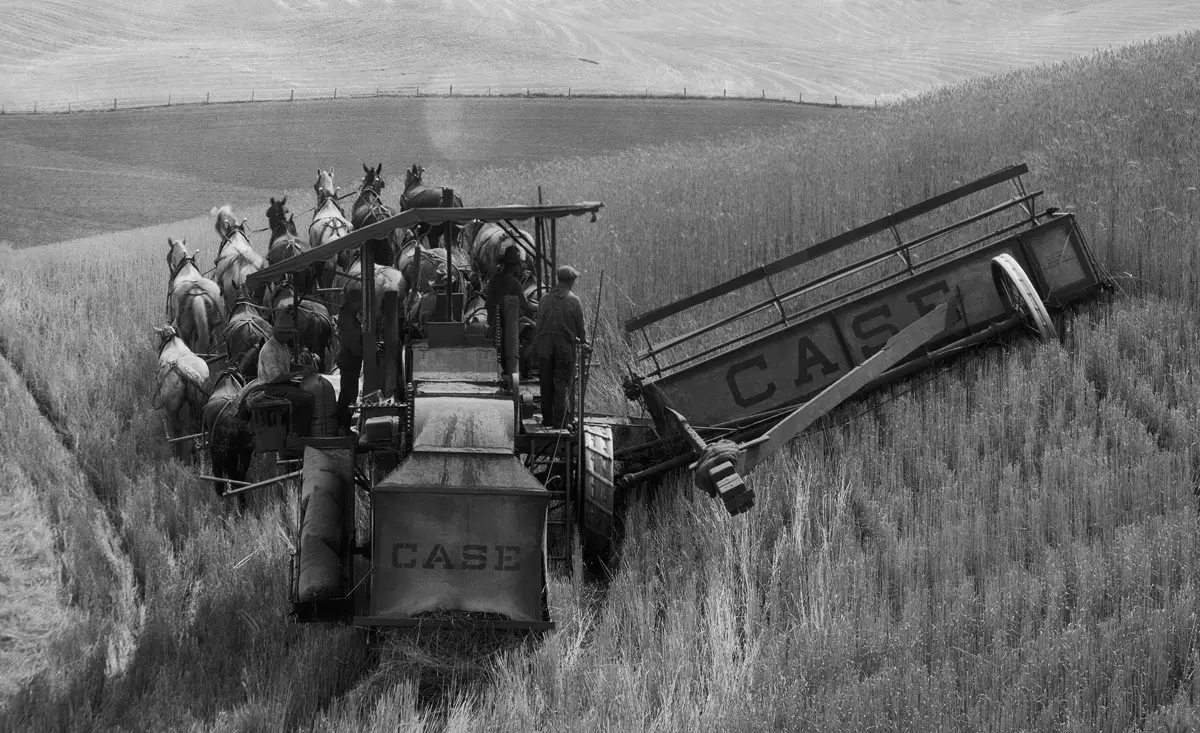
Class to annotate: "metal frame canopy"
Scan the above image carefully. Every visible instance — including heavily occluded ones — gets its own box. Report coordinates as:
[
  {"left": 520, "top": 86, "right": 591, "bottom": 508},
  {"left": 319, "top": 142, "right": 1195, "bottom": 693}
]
[{"left": 246, "top": 202, "right": 604, "bottom": 288}]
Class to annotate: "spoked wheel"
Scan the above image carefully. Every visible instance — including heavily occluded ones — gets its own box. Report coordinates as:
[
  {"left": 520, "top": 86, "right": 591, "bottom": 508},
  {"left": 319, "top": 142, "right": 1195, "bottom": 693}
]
[{"left": 991, "top": 254, "right": 1057, "bottom": 342}]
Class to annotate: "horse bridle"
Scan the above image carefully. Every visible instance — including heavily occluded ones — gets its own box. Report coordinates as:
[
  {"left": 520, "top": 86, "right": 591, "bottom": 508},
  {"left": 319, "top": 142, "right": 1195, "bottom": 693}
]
[{"left": 168, "top": 253, "right": 199, "bottom": 287}]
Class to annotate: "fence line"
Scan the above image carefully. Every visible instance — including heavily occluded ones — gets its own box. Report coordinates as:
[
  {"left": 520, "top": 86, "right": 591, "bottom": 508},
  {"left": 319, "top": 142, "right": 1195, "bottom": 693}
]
[{"left": 0, "top": 84, "right": 880, "bottom": 116}]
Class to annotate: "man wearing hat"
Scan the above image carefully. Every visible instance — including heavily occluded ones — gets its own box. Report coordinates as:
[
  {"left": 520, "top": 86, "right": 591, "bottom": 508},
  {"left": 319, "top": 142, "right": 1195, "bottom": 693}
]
[
  {"left": 535, "top": 265, "right": 586, "bottom": 427},
  {"left": 486, "top": 245, "right": 536, "bottom": 382},
  {"left": 256, "top": 310, "right": 316, "bottom": 437},
  {"left": 335, "top": 283, "right": 365, "bottom": 435}
]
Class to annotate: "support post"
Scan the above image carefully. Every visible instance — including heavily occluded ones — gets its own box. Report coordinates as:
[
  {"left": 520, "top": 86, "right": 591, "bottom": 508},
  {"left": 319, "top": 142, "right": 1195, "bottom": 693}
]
[
  {"left": 290, "top": 89, "right": 295, "bottom": 102},
  {"left": 362, "top": 244, "right": 379, "bottom": 395},
  {"left": 206, "top": 92, "right": 210, "bottom": 104},
  {"left": 382, "top": 290, "right": 399, "bottom": 399},
  {"left": 442, "top": 187, "right": 456, "bottom": 322}
]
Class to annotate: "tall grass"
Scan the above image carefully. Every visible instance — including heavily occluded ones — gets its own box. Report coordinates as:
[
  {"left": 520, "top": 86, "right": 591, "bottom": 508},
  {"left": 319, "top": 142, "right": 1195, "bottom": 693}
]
[{"left": 3, "top": 29, "right": 1200, "bottom": 732}]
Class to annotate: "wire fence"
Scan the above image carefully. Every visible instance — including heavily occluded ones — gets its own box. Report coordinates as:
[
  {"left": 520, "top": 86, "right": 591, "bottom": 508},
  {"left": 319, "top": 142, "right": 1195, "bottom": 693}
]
[{"left": 0, "top": 83, "right": 882, "bottom": 116}]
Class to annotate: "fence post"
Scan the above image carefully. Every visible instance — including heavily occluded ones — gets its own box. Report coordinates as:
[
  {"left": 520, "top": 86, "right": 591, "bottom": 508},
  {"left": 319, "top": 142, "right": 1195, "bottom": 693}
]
[
  {"left": 33, "top": 102, "right": 37, "bottom": 114},
  {"left": 526, "top": 88, "right": 530, "bottom": 97},
  {"left": 334, "top": 88, "right": 337, "bottom": 99},
  {"left": 724, "top": 88, "right": 727, "bottom": 98},
  {"left": 113, "top": 98, "right": 117, "bottom": 110},
  {"left": 835, "top": 95, "right": 838, "bottom": 106},
  {"left": 206, "top": 92, "right": 210, "bottom": 104},
  {"left": 168, "top": 93, "right": 171, "bottom": 106},
  {"left": 568, "top": 87, "right": 571, "bottom": 98},
  {"left": 683, "top": 87, "right": 686, "bottom": 98},
  {"left": 416, "top": 85, "right": 420, "bottom": 96},
  {"left": 762, "top": 89, "right": 765, "bottom": 99},
  {"left": 68, "top": 102, "right": 71, "bottom": 113},
  {"left": 799, "top": 92, "right": 802, "bottom": 103},
  {"left": 449, "top": 84, "right": 453, "bottom": 96},
  {"left": 290, "top": 89, "right": 294, "bottom": 102},
  {"left": 250, "top": 91, "right": 254, "bottom": 102},
  {"left": 488, "top": 86, "right": 491, "bottom": 96}
]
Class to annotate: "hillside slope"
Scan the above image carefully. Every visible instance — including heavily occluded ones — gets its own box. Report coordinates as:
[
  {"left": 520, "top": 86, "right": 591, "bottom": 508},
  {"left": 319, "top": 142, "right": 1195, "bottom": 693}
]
[
  {"left": 4, "top": 28, "right": 1200, "bottom": 733},
  {"left": 1, "top": 0, "right": 1197, "bottom": 107}
]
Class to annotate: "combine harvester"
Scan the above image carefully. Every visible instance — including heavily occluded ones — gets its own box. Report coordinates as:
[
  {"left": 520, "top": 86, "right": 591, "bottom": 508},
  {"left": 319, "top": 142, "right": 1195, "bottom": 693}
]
[{"left": 240, "top": 162, "right": 1114, "bottom": 630}]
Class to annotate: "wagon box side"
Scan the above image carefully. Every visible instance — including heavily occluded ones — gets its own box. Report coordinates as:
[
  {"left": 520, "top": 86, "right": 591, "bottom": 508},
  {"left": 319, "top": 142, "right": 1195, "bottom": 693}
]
[{"left": 636, "top": 213, "right": 1107, "bottom": 429}]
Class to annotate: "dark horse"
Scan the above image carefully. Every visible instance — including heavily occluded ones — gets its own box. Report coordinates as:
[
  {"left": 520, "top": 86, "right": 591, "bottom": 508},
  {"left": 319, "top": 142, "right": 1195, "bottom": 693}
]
[
  {"left": 270, "top": 284, "right": 335, "bottom": 374},
  {"left": 202, "top": 367, "right": 254, "bottom": 499},
  {"left": 224, "top": 286, "right": 273, "bottom": 378},
  {"left": 399, "top": 163, "right": 465, "bottom": 246},
  {"left": 351, "top": 163, "right": 404, "bottom": 267},
  {"left": 266, "top": 197, "right": 320, "bottom": 294}
]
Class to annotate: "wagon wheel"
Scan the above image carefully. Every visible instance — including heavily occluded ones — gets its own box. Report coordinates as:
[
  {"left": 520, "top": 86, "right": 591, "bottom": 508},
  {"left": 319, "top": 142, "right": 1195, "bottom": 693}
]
[{"left": 991, "top": 254, "right": 1057, "bottom": 342}]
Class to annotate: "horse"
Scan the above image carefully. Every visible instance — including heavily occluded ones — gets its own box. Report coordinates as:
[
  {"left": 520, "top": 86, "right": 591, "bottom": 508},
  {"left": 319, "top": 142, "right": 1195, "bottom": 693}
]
[
  {"left": 395, "top": 232, "right": 470, "bottom": 297},
  {"left": 266, "top": 196, "right": 323, "bottom": 301},
  {"left": 202, "top": 367, "right": 255, "bottom": 498},
  {"left": 351, "top": 163, "right": 403, "bottom": 266},
  {"left": 336, "top": 246, "right": 408, "bottom": 338},
  {"left": 166, "top": 238, "right": 225, "bottom": 356},
  {"left": 399, "top": 163, "right": 465, "bottom": 247},
  {"left": 223, "top": 286, "right": 273, "bottom": 378},
  {"left": 310, "top": 169, "right": 353, "bottom": 290},
  {"left": 212, "top": 205, "right": 268, "bottom": 315},
  {"left": 153, "top": 324, "right": 212, "bottom": 461},
  {"left": 460, "top": 220, "right": 535, "bottom": 289},
  {"left": 269, "top": 284, "right": 335, "bottom": 373},
  {"left": 464, "top": 293, "right": 488, "bottom": 337}
]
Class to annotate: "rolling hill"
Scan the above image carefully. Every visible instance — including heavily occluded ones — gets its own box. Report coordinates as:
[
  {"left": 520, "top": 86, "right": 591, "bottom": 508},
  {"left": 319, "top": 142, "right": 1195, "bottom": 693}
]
[{"left": 1, "top": 0, "right": 1198, "bottom": 109}]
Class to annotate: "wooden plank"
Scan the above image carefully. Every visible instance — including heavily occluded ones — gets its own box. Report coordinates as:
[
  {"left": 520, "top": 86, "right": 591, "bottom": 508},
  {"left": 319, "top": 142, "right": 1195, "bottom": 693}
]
[
  {"left": 737, "top": 302, "right": 958, "bottom": 474},
  {"left": 624, "top": 163, "right": 1029, "bottom": 332},
  {"left": 247, "top": 202, "right": 603, "bottom": 288}
]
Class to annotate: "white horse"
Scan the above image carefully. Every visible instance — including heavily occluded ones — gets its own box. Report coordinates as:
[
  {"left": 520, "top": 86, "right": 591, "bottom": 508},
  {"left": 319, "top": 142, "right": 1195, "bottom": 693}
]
[
  {"left": 336, "top": 247, "right": 408, "bottom": 338},
  {"left": 311, "top": 169, "right": 353, "bottom": 290},
  {"left": 212, "top": 204, "right": 268, "bottom": 315},
  {"left": 166, "top": 238, "right": 225, "bottom": 355},
  {"left": 461, "top": 220, "right": 535, "bottom": 288},
  {"left": 153, "top": 324, "right": 212, "bottom": 460}
]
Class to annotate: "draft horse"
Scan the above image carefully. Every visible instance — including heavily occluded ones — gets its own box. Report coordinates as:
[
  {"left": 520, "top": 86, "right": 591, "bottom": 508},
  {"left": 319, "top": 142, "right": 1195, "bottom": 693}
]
[
  {"left": 166, "top": 238, "right": 225, "bottom": 356},
  {"left": 224, "top": 285, "right": 273, "bottom": 378},
  {"left": 399, "top": 163, "right": 465, "bottom": 246},
  {"left": 311, "top": 169, "right": 353, "bottom": 290},
  {"left": 269, "top": 283, "right": 335, "bottom": 373},
  {"left": 351, "top": 163, "right": 403, "bottom": 267},
  {"left": 202, "top": 366, "right": 255, "bottom": 498},
  {"left": 153, "top": 324, "right": 212, "bottom": 461},
  {"left": 212, "top": 205, "right": 268, "bottom": 315}
]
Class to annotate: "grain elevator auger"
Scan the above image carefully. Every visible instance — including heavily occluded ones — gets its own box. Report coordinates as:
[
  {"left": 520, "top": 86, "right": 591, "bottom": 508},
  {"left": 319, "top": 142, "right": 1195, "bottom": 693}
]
[{"left": 618, "top": 162, "right": 1116, "bottom": 511}]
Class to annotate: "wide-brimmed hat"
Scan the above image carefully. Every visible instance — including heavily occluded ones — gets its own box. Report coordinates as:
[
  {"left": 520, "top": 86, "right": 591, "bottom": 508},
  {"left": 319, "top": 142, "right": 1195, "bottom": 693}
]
[
  {"left": 274, "top": 312, "right": 296, "bottom": 332},
  {"left": 501, "top": 246, "right": 523, "bottom": 266},
  {"left": 556, "top": 265, "right": 580, "bottom": 282}
]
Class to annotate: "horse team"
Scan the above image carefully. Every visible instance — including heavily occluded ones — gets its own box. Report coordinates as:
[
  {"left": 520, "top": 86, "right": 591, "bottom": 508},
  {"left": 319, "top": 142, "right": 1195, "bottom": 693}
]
[{"left": 153, "top": 163, "right": 546, "bottom": 494}]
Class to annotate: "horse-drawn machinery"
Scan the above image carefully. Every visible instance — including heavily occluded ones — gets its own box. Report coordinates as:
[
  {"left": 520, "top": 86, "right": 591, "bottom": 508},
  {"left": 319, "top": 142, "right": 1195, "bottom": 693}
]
[{"left": 231, "top": 162, "right": 1113, "bottom": 631}]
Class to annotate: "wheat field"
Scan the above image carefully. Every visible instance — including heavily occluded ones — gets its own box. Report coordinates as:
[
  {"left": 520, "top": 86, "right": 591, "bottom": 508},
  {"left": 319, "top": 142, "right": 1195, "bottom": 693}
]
[{"left": 4, "top": 29, "right": 1200, "bottom": 733}]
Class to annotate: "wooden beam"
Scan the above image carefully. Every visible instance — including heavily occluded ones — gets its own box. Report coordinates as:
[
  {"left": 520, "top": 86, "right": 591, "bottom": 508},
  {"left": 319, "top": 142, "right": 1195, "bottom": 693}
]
[
  {"left": 624, "top": 164, "right": 1028, "bottom": 333},
  {"left": 736, "top": 301, "right": 959, "bottom": 475}
]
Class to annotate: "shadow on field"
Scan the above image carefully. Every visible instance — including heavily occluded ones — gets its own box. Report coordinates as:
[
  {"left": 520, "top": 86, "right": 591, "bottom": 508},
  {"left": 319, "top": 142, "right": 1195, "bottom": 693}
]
[{"left": 348, "top": 627, "right": 545, "bottom": 716}]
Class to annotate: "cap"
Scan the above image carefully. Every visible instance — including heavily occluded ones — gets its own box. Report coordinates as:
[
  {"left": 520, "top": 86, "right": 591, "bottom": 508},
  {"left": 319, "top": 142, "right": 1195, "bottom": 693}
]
[
  {"left": 502, "top": 246, "right": 523, "bottom": 266},
  {"left": 556, "top": 265, "right": 580, "bottom": 282},
  {"left": 274, "top": 312, "right": 296, "bottom": 332}
]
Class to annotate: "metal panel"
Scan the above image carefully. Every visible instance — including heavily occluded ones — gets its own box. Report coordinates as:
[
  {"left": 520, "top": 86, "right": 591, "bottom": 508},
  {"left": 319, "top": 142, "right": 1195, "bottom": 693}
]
[
  {"left": 411, "top": 396, "right": 515, "bottom": 450},
  {"left": 581, "top": 422, "right": 616, "bottom": 561},
  {"left": 370, "top": 488, "right": 549, "bottom": 622},
  {"left": 413, "top": 345, "right": 498, "bottom": 379},
  {"left": 1020, "top": 215, "right": 1098, "bottom": 302}
]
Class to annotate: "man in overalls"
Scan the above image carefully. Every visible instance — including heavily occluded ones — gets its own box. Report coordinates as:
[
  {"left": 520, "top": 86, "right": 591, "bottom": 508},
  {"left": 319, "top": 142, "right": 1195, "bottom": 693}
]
[{"left": 534, "top": 265, "right": 586, "bottom": 428}]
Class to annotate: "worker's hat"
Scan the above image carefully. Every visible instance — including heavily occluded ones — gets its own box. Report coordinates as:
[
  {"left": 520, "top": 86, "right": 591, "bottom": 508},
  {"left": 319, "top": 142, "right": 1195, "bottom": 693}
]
[
  {"left": 556, "top": 265, "right": 580, "bottom": 282},
  {"left": 502, "top": 246, "right": 523, "bottom": 266}
]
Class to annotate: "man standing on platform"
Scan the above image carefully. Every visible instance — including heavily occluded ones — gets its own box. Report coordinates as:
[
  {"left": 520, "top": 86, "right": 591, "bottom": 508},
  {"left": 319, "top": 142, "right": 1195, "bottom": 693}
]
[
  {"left": 534, "top": 265, "right": 586, "bottom": 428},
  {"left": 335, "top": 284, "right": 364, "bottom": 435}
]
